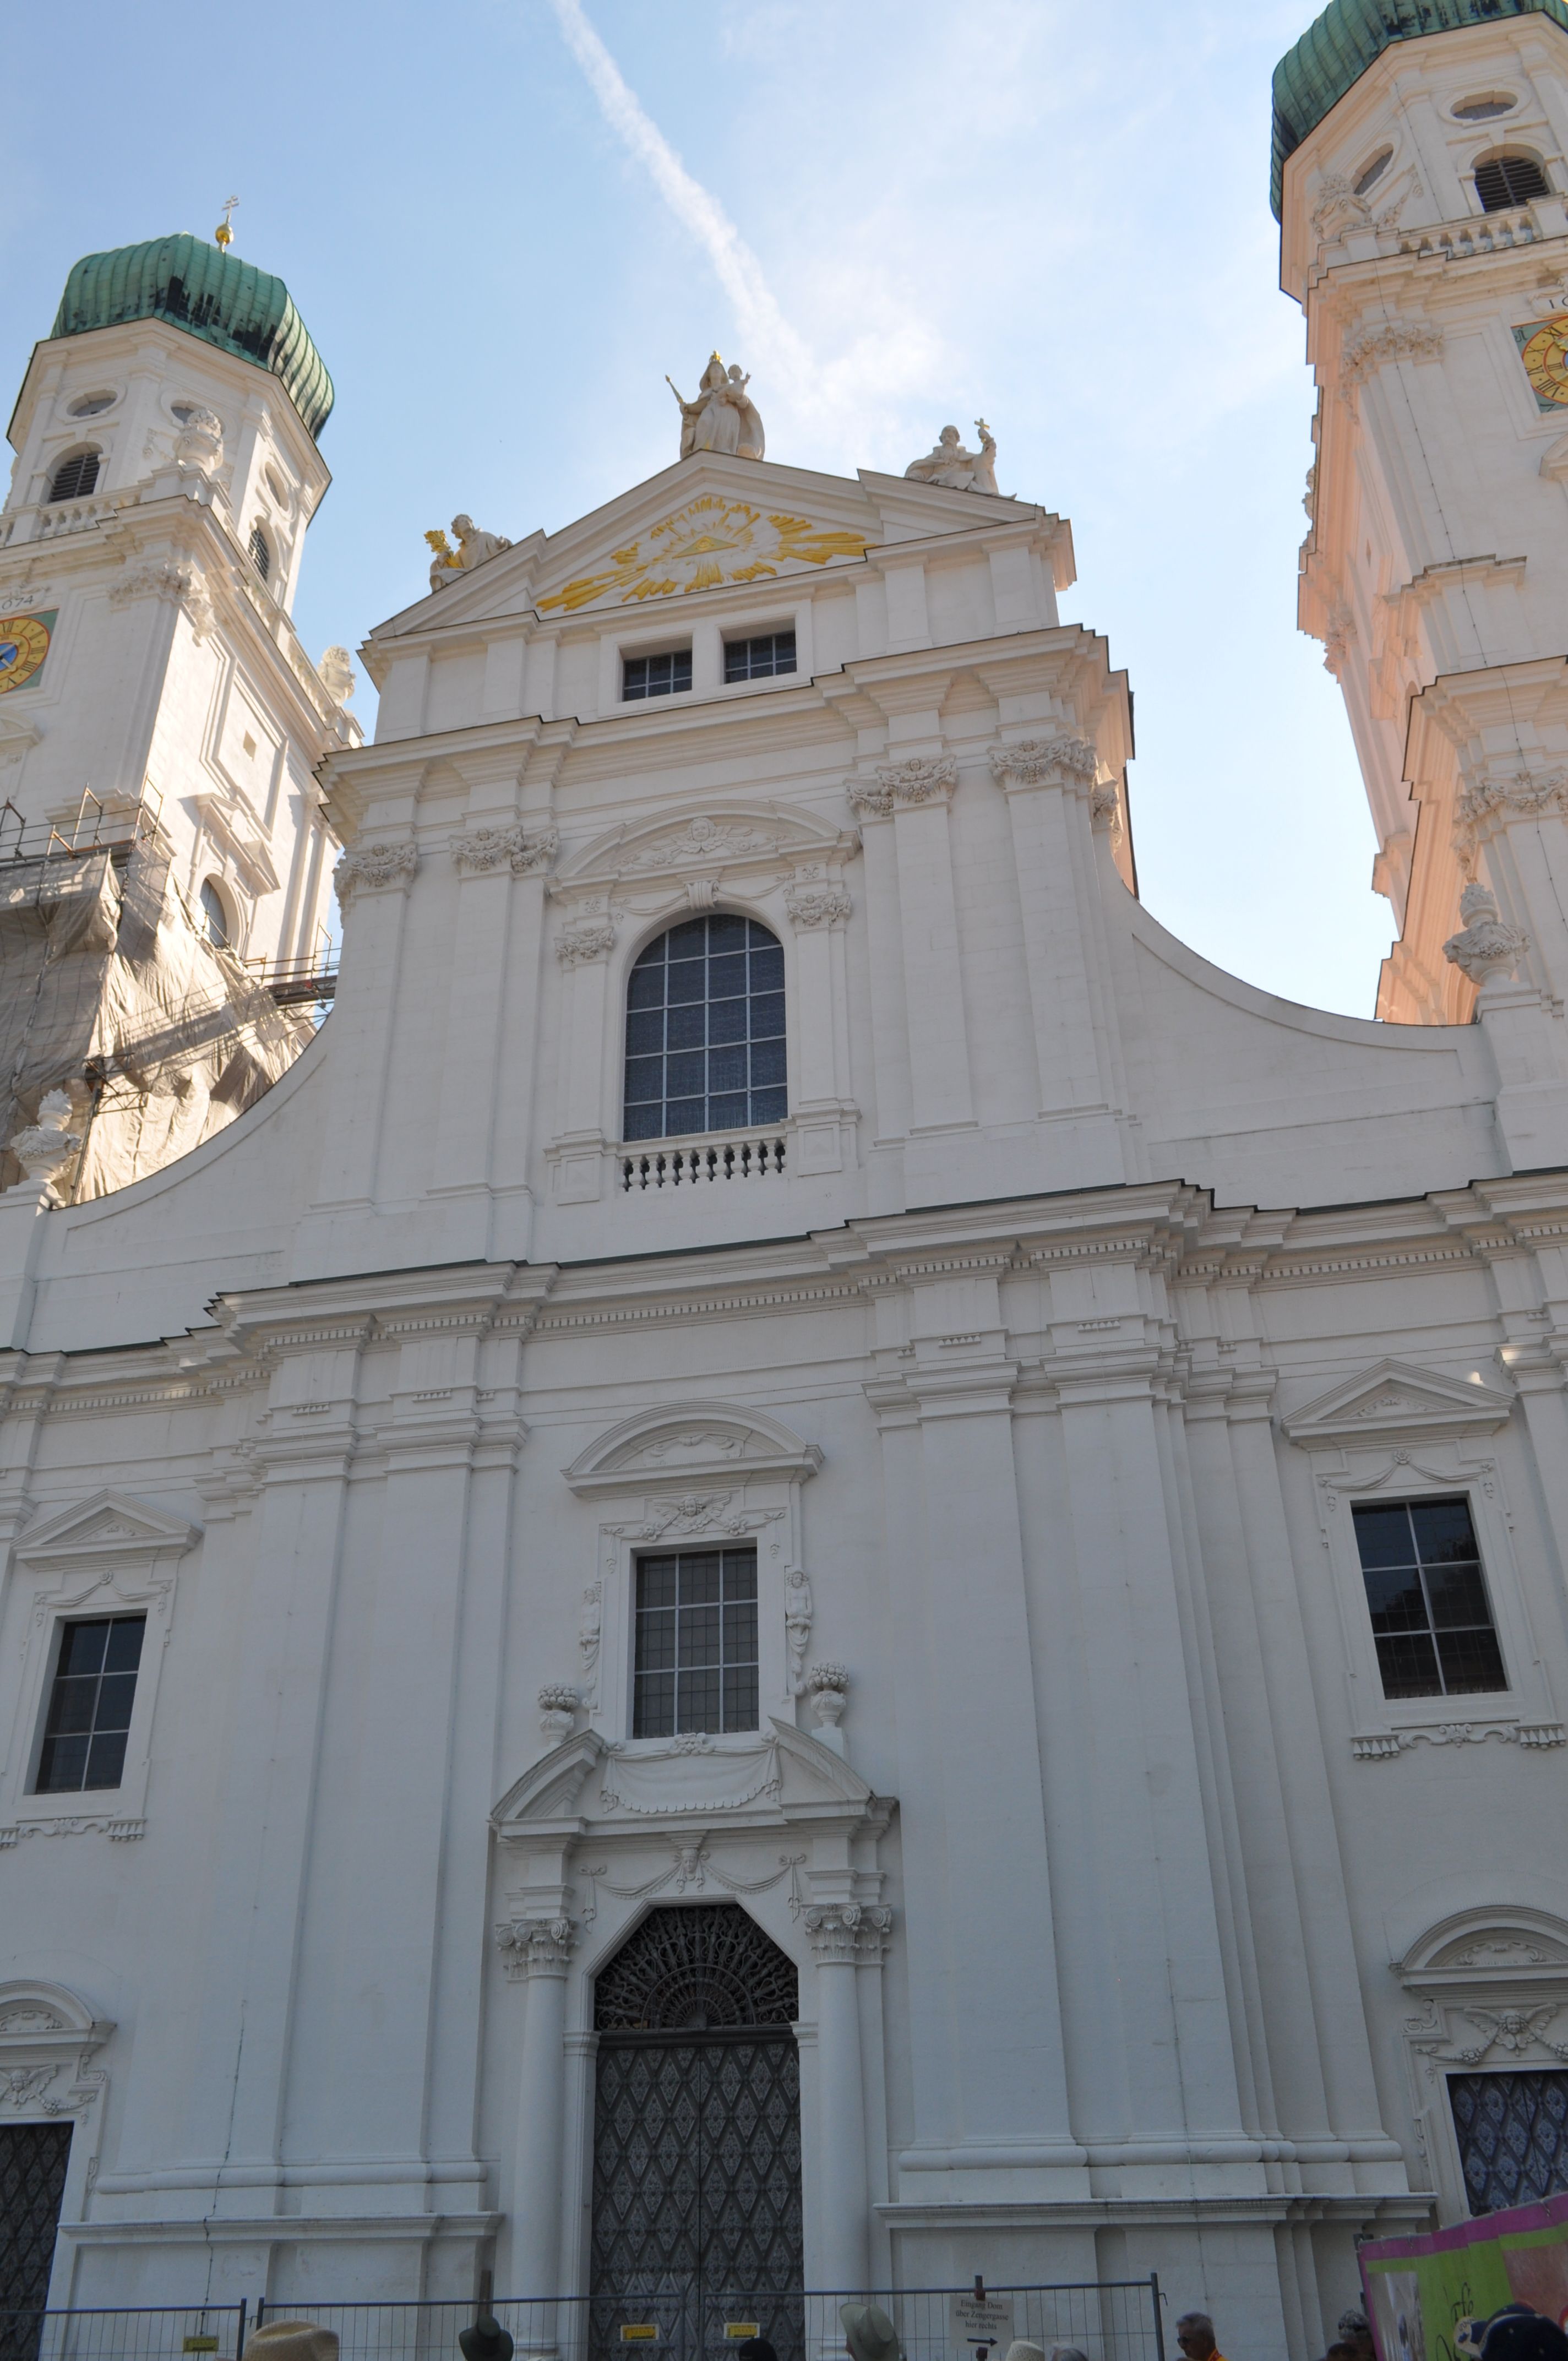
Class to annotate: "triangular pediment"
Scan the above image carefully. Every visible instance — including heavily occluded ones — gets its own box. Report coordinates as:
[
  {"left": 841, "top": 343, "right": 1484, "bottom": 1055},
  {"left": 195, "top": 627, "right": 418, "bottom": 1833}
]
[
  {"left": 15, "top": 1488, "right": 201, "bottom": 1565},
  {"left": 1281, "top": 1358, "right": 1514, "bottom": 1445},
  {"left": 492, "top": 1719, "right": 885, "bottom": 1838}
]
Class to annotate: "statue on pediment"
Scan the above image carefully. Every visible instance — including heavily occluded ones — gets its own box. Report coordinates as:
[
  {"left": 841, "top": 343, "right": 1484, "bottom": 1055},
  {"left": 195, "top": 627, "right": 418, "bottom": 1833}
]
[
  {"left": 905, "top": 420, "right": 998, "bottom": 495},
  {"left": 424, "top": 513, "right": 512, "bottom": 592},
  {"left": 667, "top": 353, "right": 765, "bottom": 462}
]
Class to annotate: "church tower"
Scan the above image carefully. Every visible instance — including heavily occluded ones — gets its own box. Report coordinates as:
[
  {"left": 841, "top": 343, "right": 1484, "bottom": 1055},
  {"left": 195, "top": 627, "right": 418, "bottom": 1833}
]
[
  {"left": 1278, "top": 0, "right": 1568, "bottom": 1062},
  {"left": 0, "top": 230, "right": 353, "bottom": 1197}
]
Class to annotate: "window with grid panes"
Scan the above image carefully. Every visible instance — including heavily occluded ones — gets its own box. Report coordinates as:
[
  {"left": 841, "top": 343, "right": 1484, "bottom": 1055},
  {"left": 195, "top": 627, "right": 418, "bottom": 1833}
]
[
  {"left": 623, "top": 915, "right": 786, "bottom": 1140},
  {"left": 633, "top": 1549, "right": 759, "bottom": 1737},
  {"left": 622, "top": 648, "right": 692, "bottom": 700},
  {"left": 723, "top": 630, "right": 796, "bottom": 683},
  {"left": 1351, "top": 1497, "right": 1506, "bottom": 1699},
  {"left": 34, "top": 1615, "right": 145, "bottom": 1792}
]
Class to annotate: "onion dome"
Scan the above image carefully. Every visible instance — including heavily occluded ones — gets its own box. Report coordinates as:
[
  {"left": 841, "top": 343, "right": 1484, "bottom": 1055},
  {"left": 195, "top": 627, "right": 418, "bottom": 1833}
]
[
  {"left": 1272, "top": 0, "right": 1568, "bottom": 219},
  {"left": 51, "top": 233, "right": 333, "bottom": 439}
]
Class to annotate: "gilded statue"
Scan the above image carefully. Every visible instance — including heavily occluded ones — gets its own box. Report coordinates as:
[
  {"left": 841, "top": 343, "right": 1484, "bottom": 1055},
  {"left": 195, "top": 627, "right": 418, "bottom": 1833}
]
[
  {"left": 905, "top": 420, "right": 999, "bottom": 495},
  {"left": 667, "top": 353, "right": 766, "bottom": 462}
]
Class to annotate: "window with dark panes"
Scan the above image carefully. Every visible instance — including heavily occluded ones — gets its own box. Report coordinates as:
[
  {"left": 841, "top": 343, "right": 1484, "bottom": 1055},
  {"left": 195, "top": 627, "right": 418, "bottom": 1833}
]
[
  {"left": 34, "top": 1615, "right": 145, "bottom": 1793},
  {"left": 623, "top": 648, "right": 692, "bottom": 700},
  {"left": 633, "top": 1549, "right": 759, "bottom": 1737},
  {"left": 723, "top": 630, "right": 796, "bottom": 683},
  {"left": 623, "top": 915, "right": 786, "bottom": 1141},
  {"left": 1351, "top": 1497, "right": 1506, "bottom": 1699},
  {"left": 48, "top": 449, "right": 100, "bottom": 503}
]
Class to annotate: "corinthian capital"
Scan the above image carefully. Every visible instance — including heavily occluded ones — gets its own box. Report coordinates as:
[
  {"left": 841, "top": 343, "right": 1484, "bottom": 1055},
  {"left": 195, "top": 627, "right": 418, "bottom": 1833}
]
[
  {"left": 335, "top": 841, "right": 418, "bottom": 906},
  {"left": 496, "top": 1916, "right": 576, "bottom": 1980},
  {"left": 988, "top": 736, "right": 1098, "bottom": 789}
]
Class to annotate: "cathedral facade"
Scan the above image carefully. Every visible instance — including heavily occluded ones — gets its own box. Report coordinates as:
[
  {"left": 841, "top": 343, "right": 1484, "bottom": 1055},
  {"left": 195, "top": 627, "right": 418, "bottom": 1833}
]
[{"left": 4, "top": 7, "right": 1568, "bottom": 2359}]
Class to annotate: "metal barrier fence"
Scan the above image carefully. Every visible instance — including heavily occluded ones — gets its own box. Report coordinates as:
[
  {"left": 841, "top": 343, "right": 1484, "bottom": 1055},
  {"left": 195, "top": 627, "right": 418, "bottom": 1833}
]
[
  {"left": 0, "top": 2306, "right": 246, "bottom": 2361},
  {"left": 0, "top": 2283, "right": 1164, "bottom": 2361}
]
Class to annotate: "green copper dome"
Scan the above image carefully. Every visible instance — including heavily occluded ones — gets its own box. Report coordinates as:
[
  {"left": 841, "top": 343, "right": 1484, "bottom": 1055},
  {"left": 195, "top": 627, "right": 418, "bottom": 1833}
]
[
  {"left": 1272, "top": 0, "right": 1568, "bottom": 217},
  {"left": 51, "top": 234, "right": 333, "bottom": 438}
]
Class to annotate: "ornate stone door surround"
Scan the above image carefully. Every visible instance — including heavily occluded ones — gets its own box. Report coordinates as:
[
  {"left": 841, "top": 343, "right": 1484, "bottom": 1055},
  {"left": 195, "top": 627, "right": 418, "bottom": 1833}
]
[
  {"left": 489, "top": 1721, "right": 895, "bottom": 2300},
  {"left": 1392, "top": 1906, "right": 1568, "bottom": 2221},
  {"left": 0, "top": 1978, "right": 115, "bottom": 2308}
]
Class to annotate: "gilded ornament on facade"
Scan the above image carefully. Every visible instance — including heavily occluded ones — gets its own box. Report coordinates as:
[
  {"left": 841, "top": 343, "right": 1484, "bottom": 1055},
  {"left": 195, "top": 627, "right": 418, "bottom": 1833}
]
[
  {"left": 0, "top": 613, "right": 56, "bottom": 695},
  {"left": 1514, "top": 313, "right": 1568, "bottom": 410},
  {"left": 537, "top": 496, "right": 869, "bottom": 614}
]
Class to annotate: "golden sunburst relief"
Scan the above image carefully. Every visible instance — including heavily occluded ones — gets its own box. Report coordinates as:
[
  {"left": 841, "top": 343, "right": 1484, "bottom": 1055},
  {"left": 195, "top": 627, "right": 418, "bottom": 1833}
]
[{"left": 537, "top": 494, "right": 870, "bottom": 614}]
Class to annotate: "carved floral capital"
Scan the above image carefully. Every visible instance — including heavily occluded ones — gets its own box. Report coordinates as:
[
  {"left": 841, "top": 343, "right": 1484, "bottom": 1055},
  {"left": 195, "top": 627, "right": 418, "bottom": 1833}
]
[
  {"left": 1341, "top": 320, "right": 1443, "bottom": 388},
  {"left": 785, "top": 884, "right": 852, "bottom": 929},
  {"left": 987, "top": 736, "right": 1098, "bottom": 790},
  {"left": 335, "top": 841, "right": 419, "bottom": 906},
  {"left": 556, "top": 920, "right": 618, "bottom": 966},
  {"left": 450, "top": 824, "right": 559, "bottom": 878},
  {"left": 848, "top": 756, "right": 958, "bottom": 817},
  {"left": 496, "top": 1916, "right": 576, "bottom": 1979}
]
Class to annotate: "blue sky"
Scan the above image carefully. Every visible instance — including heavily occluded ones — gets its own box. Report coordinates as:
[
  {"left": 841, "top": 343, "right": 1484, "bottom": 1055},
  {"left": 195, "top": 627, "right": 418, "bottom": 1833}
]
[{"left": 3, "top": 0, "right": 1397, "bottom": 1016}]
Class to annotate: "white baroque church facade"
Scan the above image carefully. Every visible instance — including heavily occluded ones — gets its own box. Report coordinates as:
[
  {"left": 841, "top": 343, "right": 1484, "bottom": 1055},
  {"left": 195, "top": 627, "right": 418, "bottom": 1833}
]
[{"left": 4, "top": 6, "right": 1568, "bottom": 2358}]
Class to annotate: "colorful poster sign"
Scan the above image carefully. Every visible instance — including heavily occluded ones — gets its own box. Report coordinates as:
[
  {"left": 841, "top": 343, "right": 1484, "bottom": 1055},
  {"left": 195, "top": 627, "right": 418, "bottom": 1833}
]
[
  {"left": 0, "top": 611, "right": 57, "bottom": 695},
  {"left": 1361, "top": 2191, "right": 1568, "bottom": 2361}
]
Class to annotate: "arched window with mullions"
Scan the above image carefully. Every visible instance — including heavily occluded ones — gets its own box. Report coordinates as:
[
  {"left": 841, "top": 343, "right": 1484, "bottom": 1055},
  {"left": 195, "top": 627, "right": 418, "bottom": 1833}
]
[{"left": 623, "top": 913, "right": 786, "bottom": 1142}]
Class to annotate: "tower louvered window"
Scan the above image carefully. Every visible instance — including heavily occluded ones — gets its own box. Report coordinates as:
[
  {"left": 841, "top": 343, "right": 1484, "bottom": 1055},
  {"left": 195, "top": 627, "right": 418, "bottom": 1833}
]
[
  {"left": 248, "top": 523, "right": 271, "bottom": 580},
  {"left": 1474, "top": 153, "right": 1550, "bottom": 210},
  {"left": 48, "top": 450, "right": 99, "bottom": 503}
]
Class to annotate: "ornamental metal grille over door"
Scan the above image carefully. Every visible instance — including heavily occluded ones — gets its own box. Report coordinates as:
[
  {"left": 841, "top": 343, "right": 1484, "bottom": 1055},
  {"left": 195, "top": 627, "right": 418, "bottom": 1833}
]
[
  {"left": 1449, "top": 2070, "right": 1568, "bottom": 2213},
  {"left": 0, "top": 2122, "right": 72, "bottom": 2361},
  {"left": 590, "top": 1906, "right": 803, "bottom": 2361}
]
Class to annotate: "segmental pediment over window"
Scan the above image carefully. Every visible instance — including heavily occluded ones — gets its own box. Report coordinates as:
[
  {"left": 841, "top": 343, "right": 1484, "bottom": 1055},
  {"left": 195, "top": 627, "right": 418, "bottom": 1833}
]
[
  {"left": 1280, "top": 1357, "right": 1515, "bottom": 1446},
  {"left": 563, "top": 1402, "right": 824, "bottom": 1498},
  {"left": 550, "top": 801, "right": 856, "bottom": 910}
]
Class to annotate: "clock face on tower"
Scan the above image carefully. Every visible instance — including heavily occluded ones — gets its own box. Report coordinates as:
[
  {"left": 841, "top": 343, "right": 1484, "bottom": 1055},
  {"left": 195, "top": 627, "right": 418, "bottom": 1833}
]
[
  {"left": 1515, "top": 314, "right": 1568, "bottom": 410},
  {"left": 0, "top": 612, "right": 54, "bottom": 695}
]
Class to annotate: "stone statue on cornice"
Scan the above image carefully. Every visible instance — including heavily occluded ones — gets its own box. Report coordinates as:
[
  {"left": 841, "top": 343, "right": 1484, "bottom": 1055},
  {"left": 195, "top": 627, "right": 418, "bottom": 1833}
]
[
  {"left": 425, "top": 512, "right": 512, "bottom": 592},
  {"left": 905, "top": 420, "right": 998, "bottom": 495},
  {"left": 667, "top": 354, "right": 765, "bottom": 462}
]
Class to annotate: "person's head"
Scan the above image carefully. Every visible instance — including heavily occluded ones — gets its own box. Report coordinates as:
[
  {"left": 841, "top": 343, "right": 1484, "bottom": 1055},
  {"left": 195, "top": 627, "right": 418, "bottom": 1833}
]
[
  {"left": 452, "top": 514, "right": 474, "bottom": 538},
  {"left": 939, "top": 426, "right": 961, "bottom": 449},
  {"left": 840, "top": 2304, "right": 900, "bottom": 2361},
  {"left": 1049, "top": 2347, "right": 1090, "bottom": 2361},
  {"left": 1004, "top": 2342, "right": 1047, "bottom": 2361},
  {"left": 1177, "top": 2315, "right": 1217, "bottom": 2361},
  {"left": 735, "top": 2340, "right": 777, "bottom": 2361},
  {"left": 1480, "top": 2313, "right": 1568, "bottom": 2361}
]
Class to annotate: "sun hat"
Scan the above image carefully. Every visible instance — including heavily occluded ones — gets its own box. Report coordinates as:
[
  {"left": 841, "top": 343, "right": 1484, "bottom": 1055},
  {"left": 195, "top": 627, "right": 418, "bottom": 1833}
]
[{"left": 841, "top": 2304, "right": 901, "bottom": 2361}]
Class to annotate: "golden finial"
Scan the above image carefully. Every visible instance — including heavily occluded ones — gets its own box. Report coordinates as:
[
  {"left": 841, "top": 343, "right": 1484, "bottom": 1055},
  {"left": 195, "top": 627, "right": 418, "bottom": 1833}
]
[{"left": 214, "top": 195, "right": 239, "bottom": 252}]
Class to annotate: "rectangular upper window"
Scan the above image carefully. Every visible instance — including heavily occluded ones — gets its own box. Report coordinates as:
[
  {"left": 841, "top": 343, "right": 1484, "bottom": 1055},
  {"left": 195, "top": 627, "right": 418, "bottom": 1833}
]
[
  {"left": 633, "top": 1548, "right": 759, "bottom": 1738},
  {"left": 1351, "top": 1497, "right": 1506, "bottom": 1700},
  {"left": 35, "top": 1614, "right": 145, "bottom": 1793},
  {"left": 723, "top": 630, "right": 796, "bottom": 684},
  {"left": 623, "top": 648, "right": 692, "bottom": 701}
]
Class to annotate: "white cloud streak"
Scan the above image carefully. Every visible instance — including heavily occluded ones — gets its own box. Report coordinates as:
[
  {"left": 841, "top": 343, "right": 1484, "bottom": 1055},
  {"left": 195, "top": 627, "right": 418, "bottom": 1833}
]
[{"left": 542, "top": 0, "right": 943, "bottom": 454}]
